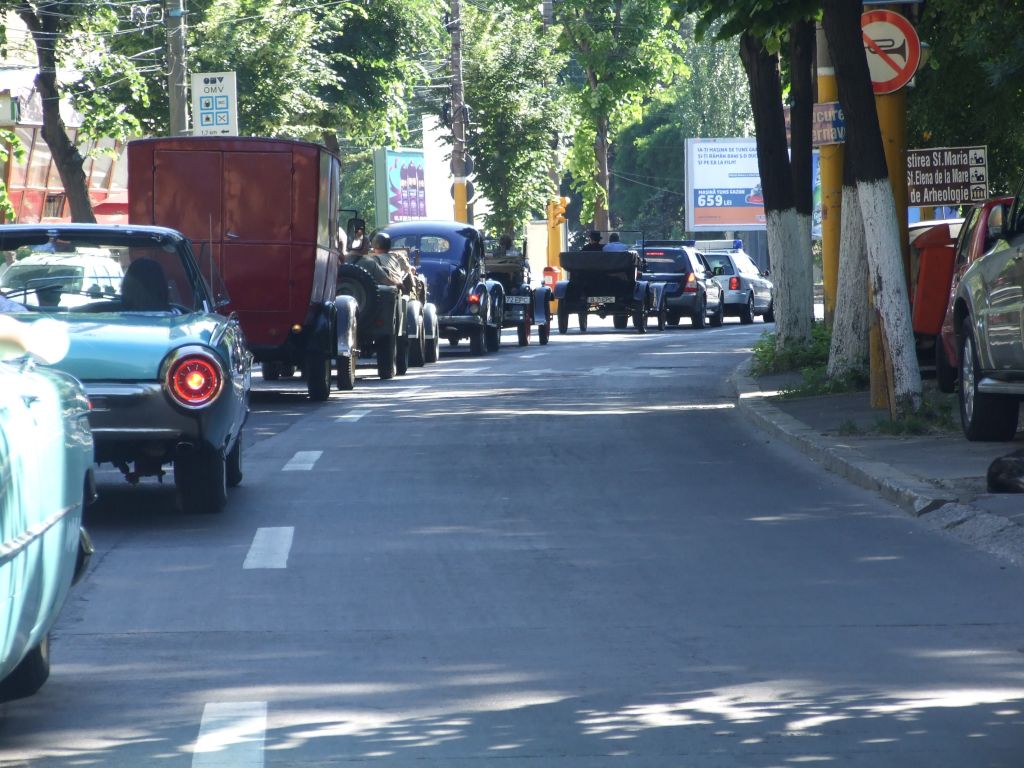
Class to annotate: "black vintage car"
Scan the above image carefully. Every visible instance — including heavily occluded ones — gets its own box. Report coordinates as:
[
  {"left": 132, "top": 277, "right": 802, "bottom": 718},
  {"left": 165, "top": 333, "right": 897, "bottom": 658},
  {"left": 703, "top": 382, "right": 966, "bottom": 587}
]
[
  {"left": 383, "top": 221, "right": 504, "bottom": 356},
  {"left": 483, "top": 238, "right": 552, "bottom": 345},
  {"left": 553, "top": 247, "right": 667, "bottom": 333}
]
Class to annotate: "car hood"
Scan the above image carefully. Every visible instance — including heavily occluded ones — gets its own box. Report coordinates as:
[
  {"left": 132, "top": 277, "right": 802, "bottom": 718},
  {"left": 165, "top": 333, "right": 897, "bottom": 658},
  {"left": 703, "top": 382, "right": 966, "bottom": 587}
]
[
  {"left": 18, "top": 313, "right": 223, "bottom": 382},
  {"left": 417, "top": 260, "right": 468, "bottom": 314}
]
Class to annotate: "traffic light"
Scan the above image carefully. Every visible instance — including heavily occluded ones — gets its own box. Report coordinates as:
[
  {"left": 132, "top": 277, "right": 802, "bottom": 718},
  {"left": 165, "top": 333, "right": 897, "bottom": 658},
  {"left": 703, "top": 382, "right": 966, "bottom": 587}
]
[{"left": 547, "top": 196, "right": 569, "bottom": 229}]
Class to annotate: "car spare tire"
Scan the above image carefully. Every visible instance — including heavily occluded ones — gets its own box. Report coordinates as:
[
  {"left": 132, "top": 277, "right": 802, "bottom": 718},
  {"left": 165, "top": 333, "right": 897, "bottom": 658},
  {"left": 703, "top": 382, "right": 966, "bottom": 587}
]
[{"left": 337, "top": 263, "right": 380, "bottom": 324}]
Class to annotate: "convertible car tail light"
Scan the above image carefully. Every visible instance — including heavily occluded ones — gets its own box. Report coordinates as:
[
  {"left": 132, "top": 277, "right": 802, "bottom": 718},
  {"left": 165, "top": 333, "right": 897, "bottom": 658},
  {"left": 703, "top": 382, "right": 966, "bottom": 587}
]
[
  {"left": 683, "top": 272, "right": 697, "bottom": 293},
  {"left": 468, "top": 293, "right": 481, "bottom": 314},
  {"left": 729, "top": 276, "right": 740, "bottom": 290},
  {"left": 167, "top": 354, "right": 223, "bottom": 408}
]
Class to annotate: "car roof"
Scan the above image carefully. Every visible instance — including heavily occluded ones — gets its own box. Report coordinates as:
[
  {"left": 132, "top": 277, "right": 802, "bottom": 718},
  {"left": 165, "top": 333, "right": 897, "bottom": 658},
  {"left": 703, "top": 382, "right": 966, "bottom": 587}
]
[
  {"left": 0, "top": 223, "right": 187, "bottom": 241},
  {"left": 381, "top": 220, "right": 480, "bottom": 239}
]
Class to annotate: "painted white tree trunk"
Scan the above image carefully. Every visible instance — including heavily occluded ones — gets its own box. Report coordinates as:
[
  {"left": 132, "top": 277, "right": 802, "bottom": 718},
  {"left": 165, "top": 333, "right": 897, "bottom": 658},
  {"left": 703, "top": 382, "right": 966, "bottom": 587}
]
[
  {"left": 857, "top": 178, "right": 922, "bottom": 413},
  {"left": 827, "top": 183, "right": 869, "bottom": 379},
  {"left": 766, "top": 208, "right": 813, "bottom": 349}
]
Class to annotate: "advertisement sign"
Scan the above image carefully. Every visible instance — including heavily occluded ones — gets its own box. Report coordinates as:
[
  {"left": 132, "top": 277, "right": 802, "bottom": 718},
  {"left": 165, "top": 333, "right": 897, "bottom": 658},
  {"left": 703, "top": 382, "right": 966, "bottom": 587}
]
[
  {"left": 686, "top": 138, "right": 766, "bottom": 231},
  {"left": 374, "top": 148, "right": 427, "bottom": 224},
  {"left": 191, "top": 72, "right": 238, "bottom": 136},
  {"left": 907, "top": 146, "right": 988, "bottom": 206}
]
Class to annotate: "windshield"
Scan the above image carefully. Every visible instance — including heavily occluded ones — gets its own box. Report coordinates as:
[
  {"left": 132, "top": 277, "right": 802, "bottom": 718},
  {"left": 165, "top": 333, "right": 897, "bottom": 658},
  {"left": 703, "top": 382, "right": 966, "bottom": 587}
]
[
  {"left": 0, "top": 232, "right": 209, "bottom": 314},
  {"left": 389, "top": 231, "right": 469, "bottom": 265},
  {"left": 703, "top": 253, "right": 736, "bottom": 275}
]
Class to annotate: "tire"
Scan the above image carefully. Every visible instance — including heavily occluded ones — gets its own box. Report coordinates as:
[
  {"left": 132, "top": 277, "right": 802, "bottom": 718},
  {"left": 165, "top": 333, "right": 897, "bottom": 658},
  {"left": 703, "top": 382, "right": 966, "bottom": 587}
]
[
  {"left": 764, "top": 299, "right": 775, "bottom": 323},
  {"left": 613, "top": 314, "right": 628, "bottom": 330},
  {"left": 691, "top": 295, "right": 706, "bottom": 329},
  {"left": 305, "top": 353, "right": 331, "bottom": 401},
  {"left": 226, "top": 433, "right": 243, "bottom": 488},
  {"left": 176, "top": 446, "right": 228, "bottom": 514},
  {"left": 958, "top": 325, "right": 1019, "bottom": 441},
  {"left": 739, "top": 293, "right": 754, "bottom": 324},
  {"left": 518, "top": 322, "right": 530, "bottom": 346},
  {"left": 485, "top": 323, "right": 501, "bottom": 352},
  {"left": 710, "top": 295, "right": 724, "bottom": 327},
  {"left": 337, "top": 263, "right": 379, "bottom": 324},
  {"left": 396, "top": 335, "right": 409, "bottom": 376},
  {"left": 667, "top": 311, "right": 680, "bottom": 327},
  {"left": 935, "top": 335, "right": 956, "bottom": 394},
  {"left": 376, "top": 334, "right": 397, "bottom": 379},
  {"left": 633, "top": 307, "right": 647, "bottom": 334},
  {"left": 408, "top": 321, "right": 426, "bottom": 367},
  {"left": 655, "top": 302, "right": 667, "bottom": 332},
  {"left": 337, "top": 352, "right": 357, "bottom": 390},
  {"left": 538, "top": 322, "right": 550, "bottom": 345},
  {"left": 426, "top": 328, "right": 440, "bottom": 363},
  {"left": 557, "top": 306, "right": 569, "bottom": 334},
  {"left": 448, "top": 337, "right": 460, "bottom": 347},
  {"left": 0, "top": 635, "right": 50, "bottom": 702},
  {"left": 578, "top": 312, "right": 589, "bottom": 333},
  {"left": 469, "top": 326, "right": 485, "bottom": 355},
  {"left": 261, "top": 361, "right": 280, "bottom": 381}
]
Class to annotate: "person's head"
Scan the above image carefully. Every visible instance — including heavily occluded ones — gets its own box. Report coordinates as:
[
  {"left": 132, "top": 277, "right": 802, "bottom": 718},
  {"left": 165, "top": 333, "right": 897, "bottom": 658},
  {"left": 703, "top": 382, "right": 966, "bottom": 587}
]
[
  {"left": 588, "top": 230, "right": 602, "bottom": 244},
  {"left": 608, "top": 232, "right": 620, "bottom": 243},
  {"left": 371, "top": 232, "right": 391, "bottom": 254},
  {"left": 355, "top": 226, "right": 365, "bottom": 238}
]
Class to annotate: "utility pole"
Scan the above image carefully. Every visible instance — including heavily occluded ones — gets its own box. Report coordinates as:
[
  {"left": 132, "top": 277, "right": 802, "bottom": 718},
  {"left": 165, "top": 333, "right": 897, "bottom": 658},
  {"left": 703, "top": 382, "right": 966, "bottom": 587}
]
[
  {"left": 450, "top": 0, "right": 469, "bottom": 223},
  {"left": 166, "top": 0, "right": 188, "bottom": 135}
]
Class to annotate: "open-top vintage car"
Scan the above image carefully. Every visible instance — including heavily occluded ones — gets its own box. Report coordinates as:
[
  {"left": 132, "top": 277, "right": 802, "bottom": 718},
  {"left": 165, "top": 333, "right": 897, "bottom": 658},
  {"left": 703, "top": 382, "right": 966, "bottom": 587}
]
[
  {"left": 0, "top": 315, "right": 93, "bottom": 701},
  {"left": 483, "top": 237, "right": 551, "bottom": 346},
  {"left": 0, "top": 224, "right": 251, "bottom": 514}
]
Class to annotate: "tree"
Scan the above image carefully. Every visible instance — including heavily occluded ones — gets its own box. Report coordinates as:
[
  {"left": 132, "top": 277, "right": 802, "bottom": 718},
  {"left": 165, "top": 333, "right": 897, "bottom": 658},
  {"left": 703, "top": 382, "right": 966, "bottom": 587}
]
[
  {"left": 822, "top": 0, "right": 920, "bottom": 415},
  {"left": 554, "top": 0, "right": 684, "bottom": 230}
]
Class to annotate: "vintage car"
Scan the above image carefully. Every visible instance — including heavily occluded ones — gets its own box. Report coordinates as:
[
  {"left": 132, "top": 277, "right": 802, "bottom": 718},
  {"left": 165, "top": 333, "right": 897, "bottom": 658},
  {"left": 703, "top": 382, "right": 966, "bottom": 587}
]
[
  {"left": 0, "top": 224, "right": 251, "bottom": 514},
  {"left": 0, "top": 315, "right": 93, "bottom": 701},
  {"left": 483, "top": 237, "right": 552, "bottom": 346},
  {"left": 383, "top": 221, "right": 503, "bottom": 355},
  {"left": 555, "top": 247, "right": 666, "bottom": 333}
]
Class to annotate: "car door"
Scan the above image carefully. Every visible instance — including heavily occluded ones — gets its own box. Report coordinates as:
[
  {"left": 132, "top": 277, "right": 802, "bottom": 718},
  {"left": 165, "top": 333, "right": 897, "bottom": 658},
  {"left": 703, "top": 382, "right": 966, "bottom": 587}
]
[
  {"left": 982, "top": 194, "right": 1024, "bottom": 371},
  {"left": 738, "top": 253, "right": 770, "bottom": 311}
]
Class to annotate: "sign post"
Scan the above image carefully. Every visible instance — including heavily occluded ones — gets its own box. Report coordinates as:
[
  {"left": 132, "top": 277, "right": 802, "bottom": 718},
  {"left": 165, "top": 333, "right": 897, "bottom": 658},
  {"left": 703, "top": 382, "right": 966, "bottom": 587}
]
[{"left": 191, "top": 72, "right": 238, "bottom": 137}]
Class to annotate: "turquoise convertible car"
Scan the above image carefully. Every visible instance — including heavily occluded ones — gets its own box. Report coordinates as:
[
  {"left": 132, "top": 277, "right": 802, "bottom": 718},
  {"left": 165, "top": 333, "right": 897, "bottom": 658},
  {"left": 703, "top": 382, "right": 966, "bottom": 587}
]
[
  {"left": 0, "top": 316, "right": 93, "bottom": 701},
  {"left": 0, "top": 225, "right": 251, "bottom": 515}
]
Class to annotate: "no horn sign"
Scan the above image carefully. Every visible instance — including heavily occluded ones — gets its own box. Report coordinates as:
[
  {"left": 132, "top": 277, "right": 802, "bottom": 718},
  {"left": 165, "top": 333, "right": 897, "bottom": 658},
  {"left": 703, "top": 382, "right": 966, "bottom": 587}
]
[
  {"left": 191, "top": 71, "right": 238, "bottom": 136},
  {"left": 862, "top": 10, "right": 921, "bottom": 94}
]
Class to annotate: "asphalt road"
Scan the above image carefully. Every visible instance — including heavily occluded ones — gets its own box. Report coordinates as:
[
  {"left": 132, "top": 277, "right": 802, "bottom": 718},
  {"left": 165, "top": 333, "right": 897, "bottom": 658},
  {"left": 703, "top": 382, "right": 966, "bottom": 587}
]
[{"left": 3, "top": 316, "right": 1024, "bottom": 767}]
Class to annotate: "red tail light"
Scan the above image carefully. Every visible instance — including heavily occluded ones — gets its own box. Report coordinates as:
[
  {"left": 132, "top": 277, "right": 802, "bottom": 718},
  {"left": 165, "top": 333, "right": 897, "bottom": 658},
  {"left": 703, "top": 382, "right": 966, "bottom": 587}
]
[
  {"left": 729, "top": 276, "right": 740, "bottom": 290},
  {"left": 683, "top": 272, "right": 697, "bottom": 293},
  {"left": 166, "top": 353, "right": 223, "bottom": 408},
  {"left": 468, "top": 293, "right": 480, "bottom": 304}
]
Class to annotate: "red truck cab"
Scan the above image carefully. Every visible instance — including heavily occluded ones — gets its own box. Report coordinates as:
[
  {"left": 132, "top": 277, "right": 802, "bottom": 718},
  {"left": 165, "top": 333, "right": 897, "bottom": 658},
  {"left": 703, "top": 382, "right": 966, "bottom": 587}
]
[{"left": 128, "top": 136, "right": 357, "bottom": 400}]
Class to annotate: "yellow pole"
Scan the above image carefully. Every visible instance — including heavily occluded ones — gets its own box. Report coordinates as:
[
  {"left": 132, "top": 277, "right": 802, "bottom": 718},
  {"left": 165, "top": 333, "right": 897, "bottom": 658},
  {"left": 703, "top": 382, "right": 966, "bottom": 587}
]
[
  {"left": 453, "top": 179, "right": 469, "bottom": 224},
  {"left": 816, "top": 24, "right": 843, "bottom": 329}
]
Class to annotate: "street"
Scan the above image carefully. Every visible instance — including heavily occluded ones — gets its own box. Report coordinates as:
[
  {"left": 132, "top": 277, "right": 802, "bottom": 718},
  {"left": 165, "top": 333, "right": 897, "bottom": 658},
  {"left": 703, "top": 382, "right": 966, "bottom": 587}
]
[{"left": 2, "top": 319, "right": 1024, "bottom": 767}]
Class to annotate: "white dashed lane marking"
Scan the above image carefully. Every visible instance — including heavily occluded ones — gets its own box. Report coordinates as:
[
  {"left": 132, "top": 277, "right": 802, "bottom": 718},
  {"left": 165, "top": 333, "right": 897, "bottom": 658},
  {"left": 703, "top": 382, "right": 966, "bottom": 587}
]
[
  {"left": 336, "top": 409, "right": 370, "bottom": 422},
  {"left": 192, "top": 701, "right": 266, "bottom": 768},
  {"left": 520, "top": 352, "right": 547, "bottom": 358},
  {"left": 243, "top": 527, "right": 294, "bottom": 570},
  {"left": 283, "top": 450, "right": 322, "bottom": 471}
]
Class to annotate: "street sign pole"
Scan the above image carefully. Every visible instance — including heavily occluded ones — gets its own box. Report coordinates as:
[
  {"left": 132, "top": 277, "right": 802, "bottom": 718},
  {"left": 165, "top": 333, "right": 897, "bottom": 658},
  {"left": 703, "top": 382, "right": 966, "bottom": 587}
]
[
  {"left": 165, "top": 0, "right": 189, "bottom": 135},
  {"left": 816, "top": 23, "right": 842, "bottom": 328}
]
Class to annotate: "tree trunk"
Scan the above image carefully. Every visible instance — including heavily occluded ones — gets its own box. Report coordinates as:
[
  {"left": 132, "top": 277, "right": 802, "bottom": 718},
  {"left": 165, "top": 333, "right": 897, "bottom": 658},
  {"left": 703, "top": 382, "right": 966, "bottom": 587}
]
[
  {"left": 823, "top": 0, "right": 921, "bottom": 415},
  {"left": 23, "top": 12, "right": 95, "bottom": 224},
  {"left": 787, "top": 19, "right": 815, "bottom": 344},
  {"left": 593, "top": 112, "right": 610, "bottom": 231},
  {"left": 739, "top": 31, "right": 806, "bottom": 348},
  {"left": 828, "top": 149, "right": 869, "bottom": 379}
]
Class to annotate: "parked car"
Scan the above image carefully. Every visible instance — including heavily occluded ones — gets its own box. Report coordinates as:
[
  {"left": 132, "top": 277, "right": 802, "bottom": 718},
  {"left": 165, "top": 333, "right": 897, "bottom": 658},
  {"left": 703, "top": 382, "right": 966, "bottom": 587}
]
[
  {"left": 947, "top": 190, "right": 1024, "bottom": 440},
  {"left": 0, "top": 315, "right": 93, "bottom": 701},
  {"left": 383, "top": 221, "right": 503, "bottom": 356},
  {"left": 483, "top": 237, "right": 552, "bottom": 346},
  {"left": 699, "top": 241, "right": 774, "bottom": 323},
  {"left": 639, "top": 242, "right": 724, "bottom": 328},
  {"left": 0, "top": 224, "right": 252, "bottom": 513}
]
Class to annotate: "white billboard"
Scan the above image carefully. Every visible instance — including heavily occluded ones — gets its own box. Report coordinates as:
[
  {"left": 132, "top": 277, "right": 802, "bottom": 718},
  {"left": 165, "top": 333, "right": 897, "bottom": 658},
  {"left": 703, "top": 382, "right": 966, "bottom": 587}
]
[{"left": 685, "top": 137, "right": 765, "bottom": 232}]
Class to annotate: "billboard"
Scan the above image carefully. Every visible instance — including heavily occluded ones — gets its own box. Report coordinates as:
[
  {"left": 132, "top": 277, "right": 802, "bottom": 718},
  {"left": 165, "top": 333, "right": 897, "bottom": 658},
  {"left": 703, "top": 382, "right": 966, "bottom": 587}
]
[{"left": 374, "top": 148, "right": 427, "bottom": 224}]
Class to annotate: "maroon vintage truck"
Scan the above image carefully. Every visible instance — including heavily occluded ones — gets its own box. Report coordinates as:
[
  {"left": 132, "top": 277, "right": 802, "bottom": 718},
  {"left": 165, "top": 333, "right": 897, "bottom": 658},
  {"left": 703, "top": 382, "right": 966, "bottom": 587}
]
[{"left": 128, "top": 136, "right": 358, "bottom": 400}]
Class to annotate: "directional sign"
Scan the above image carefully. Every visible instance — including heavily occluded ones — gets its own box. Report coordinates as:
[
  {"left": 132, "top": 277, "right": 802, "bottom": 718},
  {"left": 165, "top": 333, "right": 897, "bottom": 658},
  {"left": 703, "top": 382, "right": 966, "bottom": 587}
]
[
  {"left": 861, "top": 10, "right": 921, "bottom": 94},
  {"left": 191, "top": 71, "right": 238, "bottom": 136},
  {"left": 907, "top": 146, "right": 988, "bottom": 206}
]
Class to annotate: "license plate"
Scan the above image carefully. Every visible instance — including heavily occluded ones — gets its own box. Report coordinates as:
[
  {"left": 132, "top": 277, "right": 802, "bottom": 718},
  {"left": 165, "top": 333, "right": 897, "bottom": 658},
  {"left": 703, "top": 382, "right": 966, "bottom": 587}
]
[
  {"left": 588, "top": 296, "right": 615, "bottom": 304},
  {"left": 505, "top": 295, "right": 531, "bottom": 304}
]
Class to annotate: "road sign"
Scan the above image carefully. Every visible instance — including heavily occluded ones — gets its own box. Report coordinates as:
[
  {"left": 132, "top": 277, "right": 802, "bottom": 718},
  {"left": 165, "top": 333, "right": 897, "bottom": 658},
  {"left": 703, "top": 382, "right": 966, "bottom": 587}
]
[
  {"left": 191, "top": 72, "right": 238, "bottom": 136},
  {"left": 861, "top": 10, "right": 921, "bottom": 94},
  {"left": 907, "top": 146, "right": 988, "bottom": 206},
  {"left": 812, "top": 101, "right": 845, "bottom": 146}
]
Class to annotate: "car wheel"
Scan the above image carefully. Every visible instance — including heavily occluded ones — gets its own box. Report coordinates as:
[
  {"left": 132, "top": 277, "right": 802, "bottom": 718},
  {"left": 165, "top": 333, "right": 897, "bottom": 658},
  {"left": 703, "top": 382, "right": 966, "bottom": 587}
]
[
  {"left": 557, "top": 306, "right": 569, "bottom": 334},
  {"left": 959, "top": 325, "right": 1019, "bottom": 441},
  {"left": 337, "top": 263, "right": 380, "bottom": 325},
  {"left": 425, "top": 328, "right": 440, "bottom": 363},
  {"left": 0, "top": 634, "right": 50, "bottom": 702},
  {"left": 578, "top": 312, "right": 589, "bottom": 333},
  {"left": 396, "top": 335, "right": 409, "bottom": 376},
  {"left": 633, "top": 307, "right": 647, "bottom": 334},
  {"left": 517, "top": 322, "right": 530, "bottom": 346},
  {"left": 538, "top": 322, "right": 550, "bottom": 345},
  {"left": 691, "top": 295, "right": 706, "bottom": 329},
  {"left": 305, "top": 353, "right": 331, "bottom": 401},
  {"left": 764, "top": 299, "right": 775, "bottom": 323},
  {"left": 613, "top": 314, "right": 628, "bottom": 330},
  {"left": 261, "top": 361, "right": 281, "bottom": 381},
  {"left": 710, "top": 295, "right": 724, "bottom": 327},
  {"left": 935, "top": 335, "right": 956, "bottom": 394},
  {"left": 470, "top": 326, "right": 485, "bottom": 355},
  {"left": 280, "top": 365, "right": 296, "bottom": 379},
  {"left": 485, "top": 323, "right": 501, "bottom": 352},
  {"left": 337, "top": 352, "right": 357, "bottom": 390},
  {"left": 656, "top": 302, "right": 667, "bottom": 331},
  {"left": 176, "top": 446, "right": 228, "bottom": 514},
  {"left": 739, "top": 293, "right": 754, "bottom": 324},
  {"left": 408, "top": 321, "right": 426, "bottom": 367},
  {"left": 448, "top": 337, "right": 460, "bottom": 347},
  {"left": 667, "top": 311, "right": 680, "bottom": 327},
  {"left": 226, "top": 432, "right": 243, "bottom": 488},
  {"left": 376, "top": 334, "right": 397, "bottom": 379}
]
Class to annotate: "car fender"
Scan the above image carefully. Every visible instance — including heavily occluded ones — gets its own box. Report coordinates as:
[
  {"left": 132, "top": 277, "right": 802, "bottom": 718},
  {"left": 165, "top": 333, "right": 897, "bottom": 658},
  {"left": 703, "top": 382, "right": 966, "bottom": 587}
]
[
  {"left": 532, "top": 286, "right": 550, "bottom": 325},
  {"left": 308, "top": 300, "right": 336, "bottom": 355},
  {"left": 371, "top": 286, "right": 401, "bottom": 338},
  {"left": 485, "top": 280, "right": 505, "bottom": 327},
  {"left": 553, "top": 279, "right": 570, "bottom": 301},
  {"left": 422, "top": 303, "right": 439, "bottom": 339},
  {"left": 404, "top": 298, "right": 423, "bottom": 340},
  {"left": 633, "top": 279, "right": 650, "bottom": 305},
  {"left": 334, "top": 294, "right": 359, "bottom": 356}
]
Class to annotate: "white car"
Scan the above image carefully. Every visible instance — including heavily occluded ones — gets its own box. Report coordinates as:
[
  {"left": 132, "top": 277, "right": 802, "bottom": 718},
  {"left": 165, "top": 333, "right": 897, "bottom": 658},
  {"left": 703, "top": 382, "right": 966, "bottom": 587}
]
[{"left": 700, "top": 243, "right": 774, "bottom": 324}]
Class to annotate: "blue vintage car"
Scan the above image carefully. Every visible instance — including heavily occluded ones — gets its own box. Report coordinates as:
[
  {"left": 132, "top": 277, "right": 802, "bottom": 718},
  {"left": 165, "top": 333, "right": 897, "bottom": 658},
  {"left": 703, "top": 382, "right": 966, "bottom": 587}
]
[
  {"left": 0, "top": 316, "right": 93, "bottom": 701},
  {"left": 0, "top": 224, "right": 251, "bottom": 515},
  {"left": 383, "top": 221, "right": 504, "bottom": 355}
]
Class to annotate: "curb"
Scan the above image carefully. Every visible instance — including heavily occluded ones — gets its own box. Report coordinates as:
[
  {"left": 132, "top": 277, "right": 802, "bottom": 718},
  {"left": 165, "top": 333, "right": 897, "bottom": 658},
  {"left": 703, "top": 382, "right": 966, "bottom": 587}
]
[{"left": 732, "top": 360, "right": 1024, "bottom": 566}]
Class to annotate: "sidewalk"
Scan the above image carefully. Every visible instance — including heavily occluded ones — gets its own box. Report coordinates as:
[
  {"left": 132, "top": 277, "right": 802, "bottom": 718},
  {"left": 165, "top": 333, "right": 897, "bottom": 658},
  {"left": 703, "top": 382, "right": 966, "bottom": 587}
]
[{"left": 733, "top": 362, "right": 1024, "bottom": 565}]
